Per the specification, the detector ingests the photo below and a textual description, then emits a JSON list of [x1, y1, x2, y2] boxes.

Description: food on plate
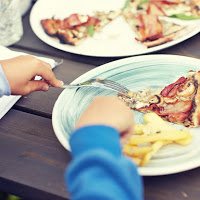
[[123, 113, 193, 166], [122, 0, 200, 47], [41, 10, 121, 46], [119, 70, 200, 128], [127, 0, 200, 18], [123, 12, 186, 47], [129, 129, 189, 144], [41, 18, 62, 36], [40, 0, 200, 48]]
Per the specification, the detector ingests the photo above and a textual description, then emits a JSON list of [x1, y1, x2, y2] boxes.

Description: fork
[[62, 78, 132, 98]]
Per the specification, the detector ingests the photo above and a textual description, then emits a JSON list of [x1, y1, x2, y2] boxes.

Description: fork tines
[[102, 79, 130, 93]]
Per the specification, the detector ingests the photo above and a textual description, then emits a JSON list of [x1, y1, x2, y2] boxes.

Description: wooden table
[[1, 3, 200, 200]]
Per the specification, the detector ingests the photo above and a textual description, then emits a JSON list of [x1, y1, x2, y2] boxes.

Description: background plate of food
[[30, 0, 200, 57]]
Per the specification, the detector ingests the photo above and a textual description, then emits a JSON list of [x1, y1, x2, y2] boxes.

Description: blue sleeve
[[0, 64, 11, 97], [65, 125, 143, 200]]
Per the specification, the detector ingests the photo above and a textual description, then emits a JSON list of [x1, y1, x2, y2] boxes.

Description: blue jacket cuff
[[70, 125, 122, 158], [0, 64, 11, 96]]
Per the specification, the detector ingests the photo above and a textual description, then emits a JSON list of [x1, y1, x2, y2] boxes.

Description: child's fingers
[[41, 60, 53, 70], [35, 65, 63, 87], [26, 80, 50, 94]]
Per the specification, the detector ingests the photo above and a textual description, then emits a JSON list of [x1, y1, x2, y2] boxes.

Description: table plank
[[155, 33, 200, 59], [0, 109, 71, 200], [144, 170, 200, 200], [12, 37, 200, 118]]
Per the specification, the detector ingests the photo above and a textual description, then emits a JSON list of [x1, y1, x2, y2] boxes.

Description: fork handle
[[61, 84, 90, 88], [60, 84, 131, 98]]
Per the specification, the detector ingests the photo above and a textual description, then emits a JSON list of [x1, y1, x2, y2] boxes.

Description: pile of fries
[[123, 113, 194, 166]]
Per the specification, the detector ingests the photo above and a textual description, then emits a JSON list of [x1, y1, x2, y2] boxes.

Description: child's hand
[[0, 55, 63, 95], [75, 96, 134, 143]]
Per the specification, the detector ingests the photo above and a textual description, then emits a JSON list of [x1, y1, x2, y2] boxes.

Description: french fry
[[127, 91, 134, 97], [123, 112, 193, 167], [175, 134, 194, 146], [123, 144, 152, 156], [130, 130, 190, 145], [142, 113, 177, 134], [132, 157, 141, 166], [134, 124, 146, 135], [143, 113, 166, 124], [140, 140, 172, 166]]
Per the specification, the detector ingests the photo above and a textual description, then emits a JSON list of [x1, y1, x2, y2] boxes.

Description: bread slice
[[184, 71, 200, 127]]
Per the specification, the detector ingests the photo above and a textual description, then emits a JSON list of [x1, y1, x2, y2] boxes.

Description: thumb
[[27, 80, 50, 93]]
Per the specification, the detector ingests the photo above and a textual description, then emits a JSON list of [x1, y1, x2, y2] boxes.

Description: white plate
[[30, 0, 200, 57], [52, 54, 200, 176]]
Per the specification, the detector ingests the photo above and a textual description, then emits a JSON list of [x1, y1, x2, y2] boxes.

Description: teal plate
[[52, 54, 200, 176]]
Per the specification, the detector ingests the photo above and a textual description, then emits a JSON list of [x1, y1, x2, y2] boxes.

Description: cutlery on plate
[[61, 78, 132, 98]]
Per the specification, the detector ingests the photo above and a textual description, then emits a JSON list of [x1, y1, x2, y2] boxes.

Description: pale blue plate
[[52, 54, 200, 176]]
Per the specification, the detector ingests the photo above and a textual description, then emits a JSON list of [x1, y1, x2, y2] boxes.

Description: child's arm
[[0, 55, 63, 96], [66, 96, 143, 200]]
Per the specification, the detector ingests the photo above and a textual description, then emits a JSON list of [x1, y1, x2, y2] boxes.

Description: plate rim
[[52, 54, 200, 176]]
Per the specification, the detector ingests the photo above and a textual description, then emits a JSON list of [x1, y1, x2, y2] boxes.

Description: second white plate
[[30, 0, 200, 57]]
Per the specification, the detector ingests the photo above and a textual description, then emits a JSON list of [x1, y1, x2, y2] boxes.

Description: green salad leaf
[[137, 0, 151, 8], [8, 195, 22, 200], [169, 14, 200, 20], [87, 24, 94, 37], [123, 0, 131, 9]]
